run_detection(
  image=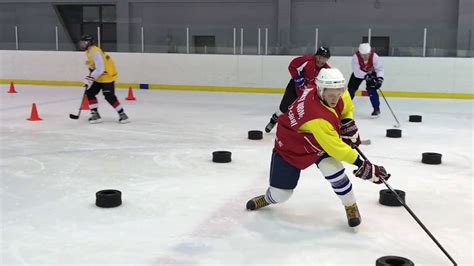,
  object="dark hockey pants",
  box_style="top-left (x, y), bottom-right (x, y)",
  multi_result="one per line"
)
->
top-left (347, 73), bottom-right (380, 110)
